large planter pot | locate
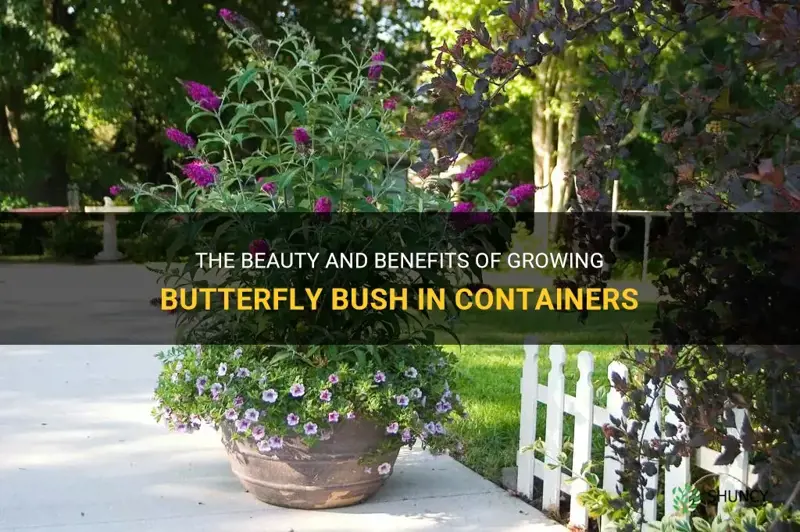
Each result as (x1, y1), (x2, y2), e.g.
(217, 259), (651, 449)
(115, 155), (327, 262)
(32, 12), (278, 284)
(220, 419), (401, 509)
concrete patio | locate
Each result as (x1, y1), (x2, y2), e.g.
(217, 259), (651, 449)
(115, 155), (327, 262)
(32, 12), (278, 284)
(0, 345), (566, 532)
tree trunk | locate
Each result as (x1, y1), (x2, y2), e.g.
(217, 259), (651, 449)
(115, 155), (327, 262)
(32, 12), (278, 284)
(548, 59), (578, 241)
(532, 57), (556, 245)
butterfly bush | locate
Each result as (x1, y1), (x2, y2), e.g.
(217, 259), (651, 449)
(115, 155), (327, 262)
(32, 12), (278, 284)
(153, 344), (467, 464)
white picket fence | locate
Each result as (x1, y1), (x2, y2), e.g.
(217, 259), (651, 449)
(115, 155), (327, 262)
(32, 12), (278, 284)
(516, 342), (758, 530)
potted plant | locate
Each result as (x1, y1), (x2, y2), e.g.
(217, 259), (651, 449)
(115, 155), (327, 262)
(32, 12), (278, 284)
(128, 11), (520, 509)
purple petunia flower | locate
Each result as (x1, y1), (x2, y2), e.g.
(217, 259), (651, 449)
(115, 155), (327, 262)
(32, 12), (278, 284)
(286, 413), (300, 426)
(409, 387), (422, 399)
(505, 183), (538, 207)
(165, 127), (196, 149)
(232, 347), (243, 359)
(377, 462), (392, 475)
(364, 467), (372, 474)
(367, 50), (385, 81)
(251, 425), (266, 441)
(290, 383), (305, 397)
(262, 389), (278, 403)
(314, 196), (332, 213)
(319, 390), (332, 402)
(176, 422), (189, 433)
(328, 411), (340, 423)
(304, 422), (318, 435)
(396, 395), (409, 407)
(383, 97), (397, 111)
(109, 185), (123, 196)
(404, 367), (418, 378)
(184, 371), (192, 382)
(257, 440), (271, 453)
(293, 127), (311, 145)
(233, 396), (245, 408)
(454, 157), (493, 183)
(346, 412), (356, 420)
(196, 376), (208, 393)
(244, 408), (260, 422)
(436, 400), (452, 414)
(401, 428), (412, 442)
(386, 422), (399, 434)
(183, 81), (222, 112)
(328, 373), (339, 384)
(235, 367), (250, 378)
(374, 371), (386, 384)
(210, 382), (223, 400)
(235, 418), (251, 433)
(181, 160), (218, 188)
(259, 179), (277, 195)
(268, 435), (283, 449)
(424, 421), (437, 434)
(217, 363), (228, 376)
(224, 408), (238, 421)
(452, 201), (474, 214)
(435, 422), (446, 434)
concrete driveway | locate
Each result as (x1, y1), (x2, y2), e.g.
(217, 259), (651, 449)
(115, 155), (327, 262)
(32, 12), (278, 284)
(0, 345), (565, 532)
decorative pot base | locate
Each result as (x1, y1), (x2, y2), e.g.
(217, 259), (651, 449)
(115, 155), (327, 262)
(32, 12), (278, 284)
(221, 420), (400, 510)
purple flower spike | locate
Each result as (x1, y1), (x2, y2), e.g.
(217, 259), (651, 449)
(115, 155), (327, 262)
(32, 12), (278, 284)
(286, 413), (300, 426)
(181, 160), (218, 188)
(368, 50), (385, 81)
(383, 97), (397, 111)
(506, 183), (538, 207)
(249, 239), (270, 256)
(259, 179), (277, 195)
(452, 202), (474, 214)
(293, 127), (311, 146)
(218, 8), (236, 22)
(303, 422), (318, 436)
(455, 157), (493, 183)
(165, 128), (196, 149)
(109, 185), (123, 196)
(290, 383), (305, 397)
(328, 411), (340, 423)
(183, 81), (221, 112)
(314, 196), (332, 213)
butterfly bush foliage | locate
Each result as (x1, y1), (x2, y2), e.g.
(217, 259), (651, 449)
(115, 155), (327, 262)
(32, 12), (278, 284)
(152, 344), (468, 467)
(411, 0), (800, 527)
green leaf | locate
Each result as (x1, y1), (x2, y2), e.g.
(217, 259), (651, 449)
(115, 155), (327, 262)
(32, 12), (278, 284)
(673, 517), (691, 532)
(237, 67), (259, 96)
(692, 517), (711, 532)
(290, 101), (307, 124)
(585, 472), (600, 486)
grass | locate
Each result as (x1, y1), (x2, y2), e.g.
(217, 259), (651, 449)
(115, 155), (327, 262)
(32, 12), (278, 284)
(439, 305), (658, 485)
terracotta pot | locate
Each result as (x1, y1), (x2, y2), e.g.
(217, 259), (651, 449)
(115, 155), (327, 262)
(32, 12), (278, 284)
(220, 419), (400, 509)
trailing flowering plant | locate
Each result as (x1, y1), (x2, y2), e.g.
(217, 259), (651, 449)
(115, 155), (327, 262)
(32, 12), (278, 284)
(153, 343), (467, 466)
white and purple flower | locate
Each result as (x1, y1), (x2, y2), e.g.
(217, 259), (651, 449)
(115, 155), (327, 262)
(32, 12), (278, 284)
(268, 435), (283, 449)
(210, 382), (223, 398)
(364, 467), (372, 474)
(290, 383), (305, 397)
(244, 408), (260, 422)
(304, 422), (318, 435)
(235, 419), (250, 433)
(396, 394), (409, 407)
(251, 425), (266, 441)
(435, 422), (446, 434)
(184, 371), (192, 382)
(262, 389), (278, 403)
(424, 421), (437, 434)
(232, 347), (243, 359)
(319, 390), (332, 402)
(224, 408), (238, 421)
(328, 373), (340, 384)
(286, 413), (300, 426)
(233, 396), (245, 408)
(386, 422), (399, 434)
(373, 371), (386, 384)
(404, 367), (418, 378)
(235, 367), (250, 378)
(377, 462), (392, 475)
(171, 373), (179, 383)
(257, 440), (271, 453)
(436, 401), (452, 414)
(409, 388), (423, 399)
(217, 363), (227, 376)
(346, 411), (356, 420)
(196, 376), (208, 395)
(401, 428), (413, 442)
(328, 411), (340, 423)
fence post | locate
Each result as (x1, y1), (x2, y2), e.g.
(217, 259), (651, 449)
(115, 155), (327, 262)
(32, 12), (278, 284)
(569, 351), (595, 530)
(664, 381), (691, 515)
(641, 378), (664, 527)
(517, 339), (541, 500)
(718, 409), (750, 517)
(542, 345), (567, 513)
(602, 361), (629, 532)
